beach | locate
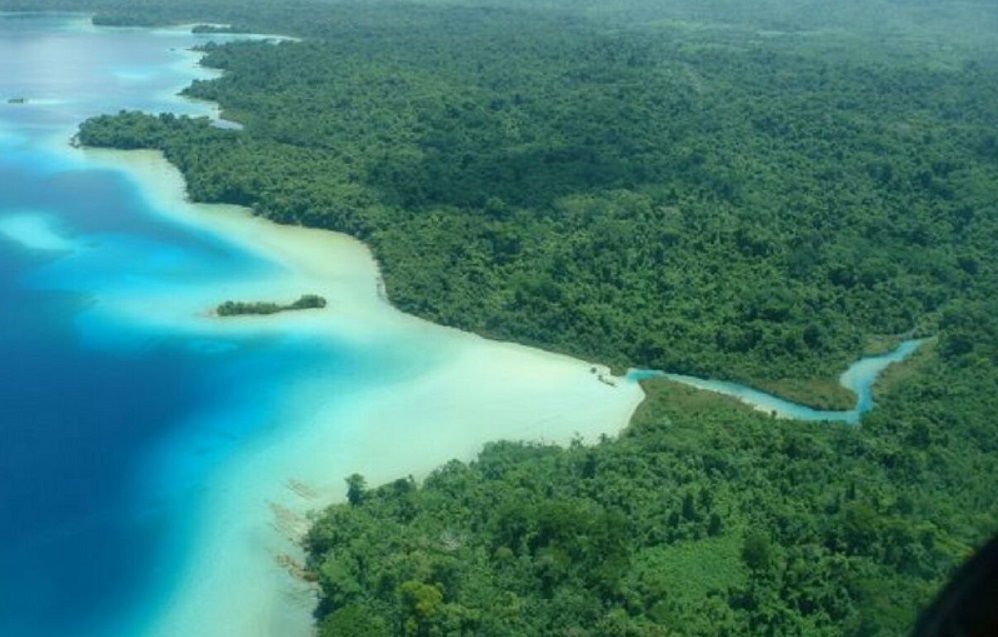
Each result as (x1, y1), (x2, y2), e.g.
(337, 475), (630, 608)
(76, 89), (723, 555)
(80, 148), (646, 637)
(0, 15), (645, 634)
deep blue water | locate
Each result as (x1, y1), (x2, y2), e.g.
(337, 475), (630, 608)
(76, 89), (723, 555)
(0, 14), (353, 637)
(0, 12), (928, 637)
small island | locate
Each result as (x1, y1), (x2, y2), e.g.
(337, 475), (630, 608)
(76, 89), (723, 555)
(215, 293), (326, 316)
(7, 97), (27, 104)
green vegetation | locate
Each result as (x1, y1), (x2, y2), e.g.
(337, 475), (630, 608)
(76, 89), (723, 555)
(216, 293), (326, 316)
(305, 315), (998, 636)
(752, 378), (855, 412)
(5, 0), (996, 634)
(190, 24), (243, 35)
(65, 0), (998, 407)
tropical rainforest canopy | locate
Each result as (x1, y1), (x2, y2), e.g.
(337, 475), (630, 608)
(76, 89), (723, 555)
(4, 0), (996, 634)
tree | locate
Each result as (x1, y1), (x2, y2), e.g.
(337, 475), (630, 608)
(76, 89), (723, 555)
(398, 580), (444, 637)
(742, 531), (773, 572)
(346, 473), (367, 506)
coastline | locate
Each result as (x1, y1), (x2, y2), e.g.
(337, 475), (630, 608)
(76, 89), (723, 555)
(6, 12), (990, 637)
(79, 146), (647, 637)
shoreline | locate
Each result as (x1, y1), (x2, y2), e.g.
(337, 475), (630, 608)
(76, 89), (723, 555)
(79, 146), (647, 637)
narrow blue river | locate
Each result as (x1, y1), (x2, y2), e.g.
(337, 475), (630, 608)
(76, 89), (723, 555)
(628, 339), (926, 423)
(0, 12), (926, 637)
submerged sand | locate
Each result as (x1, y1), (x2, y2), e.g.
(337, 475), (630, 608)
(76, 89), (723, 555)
(80, 149), (646, 637)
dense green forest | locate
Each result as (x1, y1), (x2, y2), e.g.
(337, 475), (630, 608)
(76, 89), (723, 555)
(63, 0), (998, 404)
(4, 0), (996, 634)
(305, 324), (998, 637)
(215, 293), (327, 316)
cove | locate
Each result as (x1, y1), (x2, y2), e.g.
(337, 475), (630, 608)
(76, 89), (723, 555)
(628, 339), (927, 423)
(0, 14), (644, 637)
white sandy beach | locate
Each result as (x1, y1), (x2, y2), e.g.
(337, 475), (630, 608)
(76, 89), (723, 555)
(78, 148), (646, 637)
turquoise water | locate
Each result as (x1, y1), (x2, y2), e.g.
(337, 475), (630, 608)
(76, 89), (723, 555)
(0, 12), (925, 637)
(0, 14), (366, 637)
(3, 16), (623, 636)
(628, 339), (926, 423)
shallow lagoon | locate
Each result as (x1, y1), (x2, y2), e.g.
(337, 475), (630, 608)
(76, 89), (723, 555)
(0, 14), (644, 637)
(0, 13), (927, 637)
(0, 16), (296, 636)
